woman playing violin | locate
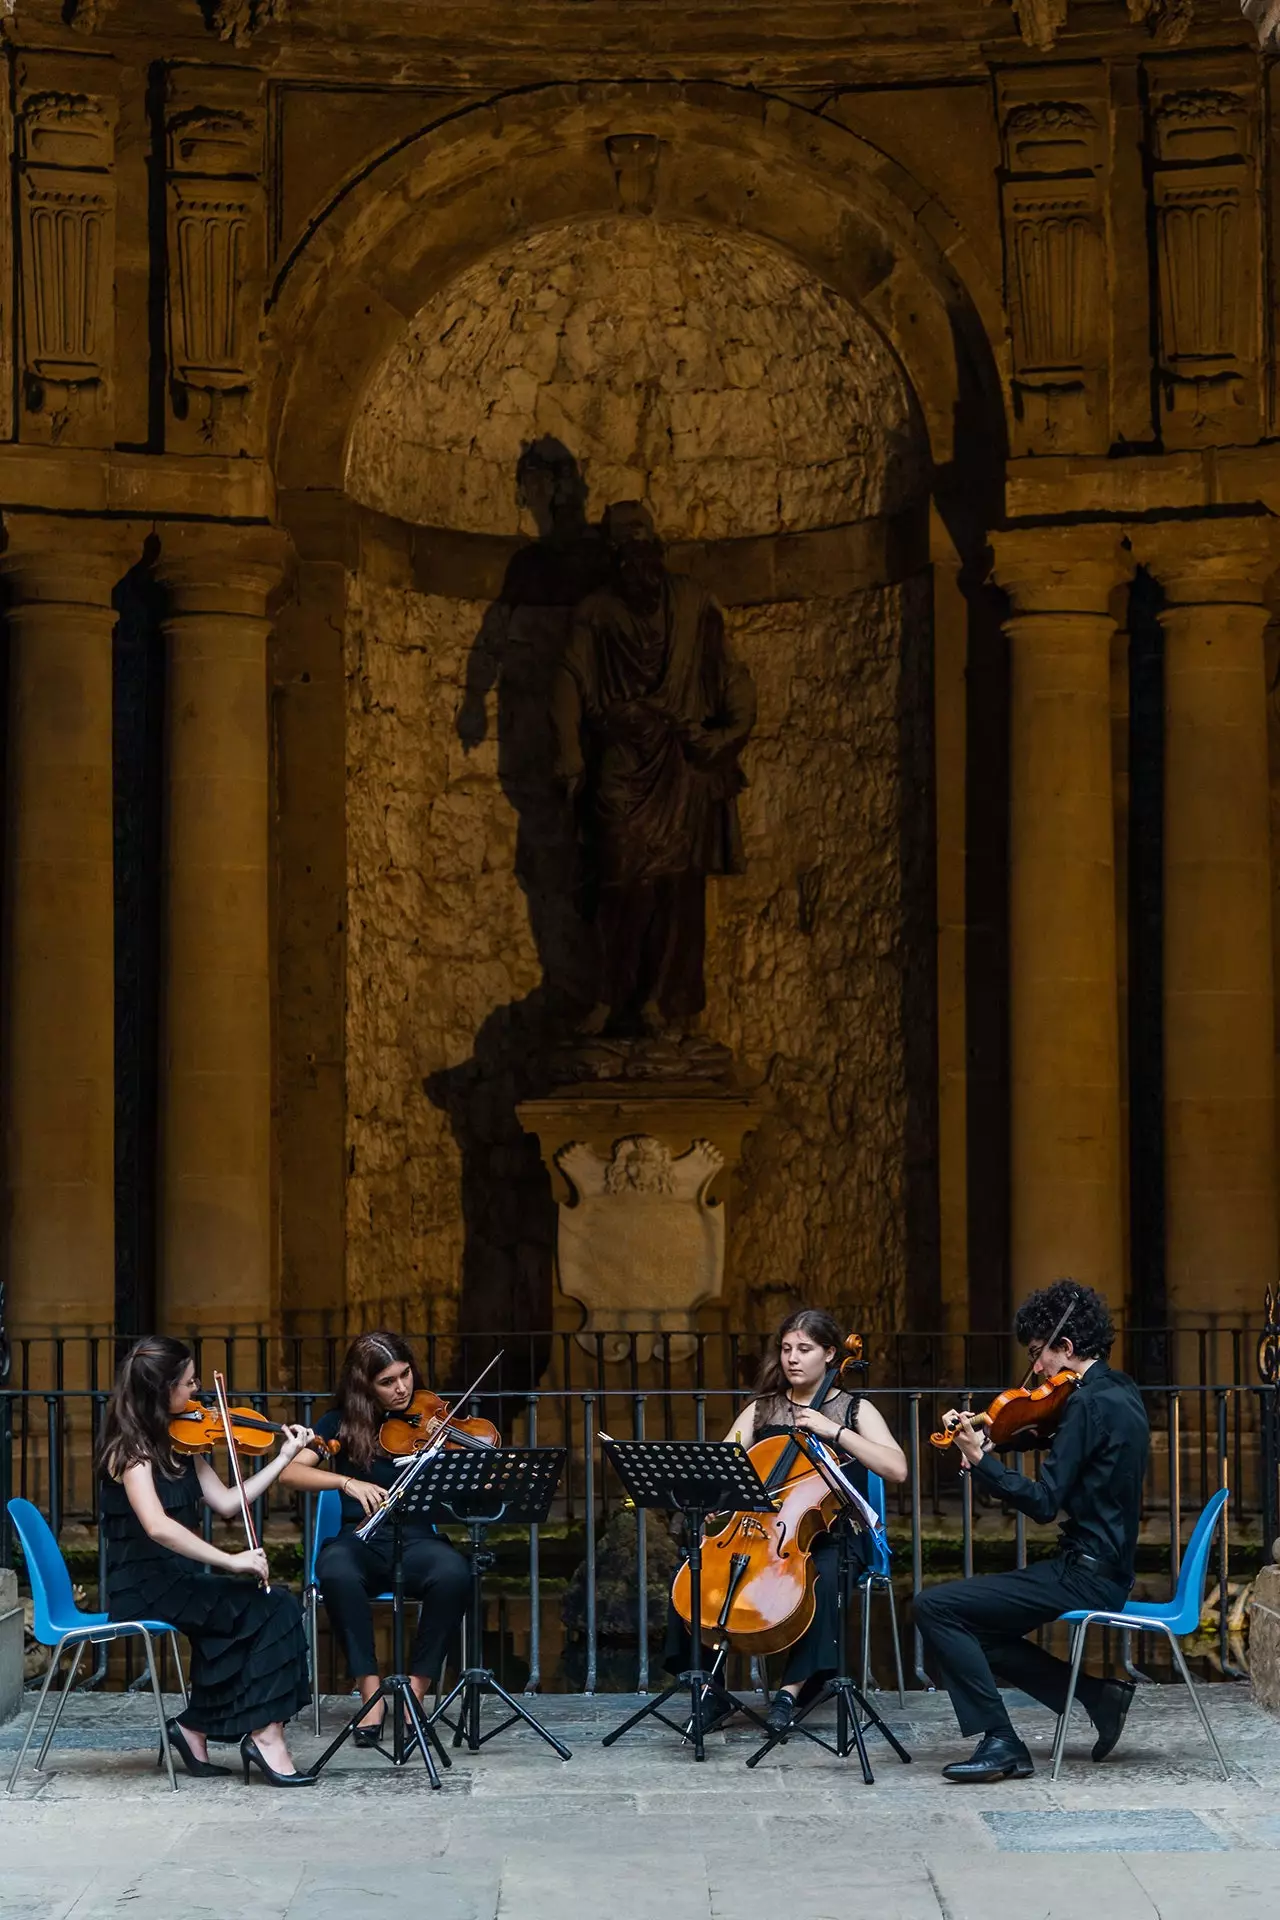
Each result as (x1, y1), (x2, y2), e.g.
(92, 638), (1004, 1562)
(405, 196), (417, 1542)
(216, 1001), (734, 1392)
(98, 1336), (315, 1783)
(279, 1332), (469, 1744)
(666, 1307), (908, 1735)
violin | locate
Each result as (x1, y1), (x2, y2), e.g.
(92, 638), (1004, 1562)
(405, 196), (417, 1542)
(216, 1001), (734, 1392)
(379, 1389), (501, 1458)
(170, 1399), (338, 1457)
(671, 1332), (866, 1657)
(929, 1368), (1080, 1453)
(929, 1289), (1081, 1453)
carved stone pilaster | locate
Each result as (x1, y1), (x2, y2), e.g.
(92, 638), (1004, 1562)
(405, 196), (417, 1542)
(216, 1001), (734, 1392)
(1147, 58), (1262, 446)
(14, 61), (119, 449)
(164, 70), (267, 457)
(997, 69), (1110, 456)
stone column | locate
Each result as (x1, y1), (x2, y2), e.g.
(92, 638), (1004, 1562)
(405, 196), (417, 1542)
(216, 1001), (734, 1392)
(153, 526), (290, 1329)
(991, 526), (1129, 1309)
(1135, 519), (1280, 1324)
(0, 517), (122, 1333)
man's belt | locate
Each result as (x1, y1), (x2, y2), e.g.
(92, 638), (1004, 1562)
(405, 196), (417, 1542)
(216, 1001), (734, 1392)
(1063, 1544), (1132, 1588)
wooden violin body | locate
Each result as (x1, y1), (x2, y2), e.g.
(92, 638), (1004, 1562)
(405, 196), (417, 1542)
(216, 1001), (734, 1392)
(169, 1400), (337, 1457)
(929, 1368), (1080, 1453)
(671, 1432), (843, 1655)
(379, 1389), (500, 1457)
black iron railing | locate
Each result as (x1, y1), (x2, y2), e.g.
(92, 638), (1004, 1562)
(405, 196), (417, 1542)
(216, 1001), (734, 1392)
(2, 1373), (1274, 1696)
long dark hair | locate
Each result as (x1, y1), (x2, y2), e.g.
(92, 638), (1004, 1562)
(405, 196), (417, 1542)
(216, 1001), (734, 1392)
(334, 1331), (424, 1468)
(754, 1308), (844, 1403)
(97, 1335), (192, 1481)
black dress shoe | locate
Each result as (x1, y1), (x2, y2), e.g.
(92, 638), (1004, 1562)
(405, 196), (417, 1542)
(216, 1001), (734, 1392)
(764, 1692), (797, 1737)
(942, 1731), (1034, 1782)
(1090, 1680), (1135, 1762)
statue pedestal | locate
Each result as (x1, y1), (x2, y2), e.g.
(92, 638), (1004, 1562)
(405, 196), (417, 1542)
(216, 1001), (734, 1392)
(518, 1043), (764, 1363)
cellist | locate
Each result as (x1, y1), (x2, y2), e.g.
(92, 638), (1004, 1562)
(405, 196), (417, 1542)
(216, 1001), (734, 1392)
(664, 1307), (908, 1735)
(914, 1279), (1150, 1782)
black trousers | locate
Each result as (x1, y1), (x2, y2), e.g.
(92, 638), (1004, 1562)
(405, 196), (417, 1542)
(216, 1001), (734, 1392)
(317, 1525), (470, 1682)
(913, 1555), (1130, 1738)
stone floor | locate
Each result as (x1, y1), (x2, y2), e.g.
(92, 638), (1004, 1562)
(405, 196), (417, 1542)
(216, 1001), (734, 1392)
(1, 1685), (1279, 1917)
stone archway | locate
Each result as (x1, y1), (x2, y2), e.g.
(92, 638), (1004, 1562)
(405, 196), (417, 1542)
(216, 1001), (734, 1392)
(269, 84), (1005, 1340)
(330, 212), (934, 1342)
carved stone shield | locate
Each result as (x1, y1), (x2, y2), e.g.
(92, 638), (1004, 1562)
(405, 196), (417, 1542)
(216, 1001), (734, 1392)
(554, 1135), (725, 1361)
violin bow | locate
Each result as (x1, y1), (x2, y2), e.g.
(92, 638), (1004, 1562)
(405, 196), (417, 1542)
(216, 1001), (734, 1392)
(212, 1369), (269, 1592)
(1020, 1291), (1079, 1389)
(357, 1351), (504, 1542)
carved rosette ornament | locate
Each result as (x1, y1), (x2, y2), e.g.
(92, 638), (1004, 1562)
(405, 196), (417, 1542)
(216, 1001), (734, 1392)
(1147, 62), (1261, 445)
(553, 1136), (726, 1362)
(165, 76), (267, 455)
(997, 72), (1109, 455)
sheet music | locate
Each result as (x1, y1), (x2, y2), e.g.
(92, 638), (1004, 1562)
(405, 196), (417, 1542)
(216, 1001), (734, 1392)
(797, 1435), (881, 1532)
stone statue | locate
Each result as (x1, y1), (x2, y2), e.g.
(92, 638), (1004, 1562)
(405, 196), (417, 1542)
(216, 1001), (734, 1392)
(551, 501), (755, 1039)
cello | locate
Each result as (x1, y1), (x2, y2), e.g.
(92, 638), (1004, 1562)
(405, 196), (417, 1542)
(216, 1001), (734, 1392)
(670, 1332), (866, 1657)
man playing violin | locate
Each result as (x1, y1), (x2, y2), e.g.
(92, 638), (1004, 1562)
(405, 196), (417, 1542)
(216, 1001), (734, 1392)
(280, 1332), (470, 1743)
(914, 1280), (1150, 1782)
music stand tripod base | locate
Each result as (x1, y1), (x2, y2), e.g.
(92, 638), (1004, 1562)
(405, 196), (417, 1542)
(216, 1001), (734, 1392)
(307, 1501), (451, 1788)
(744, 1508), (912, 1782)
(597, 1438), (776, 1761)
(419, 1447), (572, 1762)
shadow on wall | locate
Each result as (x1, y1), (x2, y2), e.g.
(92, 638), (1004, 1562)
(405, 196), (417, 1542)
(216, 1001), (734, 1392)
(424, 439), (610, 1382)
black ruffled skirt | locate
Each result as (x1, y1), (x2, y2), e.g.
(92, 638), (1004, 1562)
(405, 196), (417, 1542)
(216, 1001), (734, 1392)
(107, 1561), (310, 1742)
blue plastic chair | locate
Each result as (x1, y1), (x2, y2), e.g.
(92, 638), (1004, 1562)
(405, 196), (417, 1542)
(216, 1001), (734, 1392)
(6, 1497), (187, 1792)
(1050, 1487), (1231, 1781)
(305, 1487), (416, 1735)
(857, 1471), (905, 1706)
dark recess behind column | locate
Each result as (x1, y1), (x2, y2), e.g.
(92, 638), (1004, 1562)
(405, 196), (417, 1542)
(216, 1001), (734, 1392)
(113, 562), (165, 1342)
(1126, 568), (1166, 1378)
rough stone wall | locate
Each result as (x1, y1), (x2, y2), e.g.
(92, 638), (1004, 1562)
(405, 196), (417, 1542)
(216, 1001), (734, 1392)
(343, 215), (929, 1335)
(347, 219), (920, 541)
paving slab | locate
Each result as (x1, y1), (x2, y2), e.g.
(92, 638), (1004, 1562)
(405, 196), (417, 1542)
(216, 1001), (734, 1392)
(0, 1687), (1277, 1918)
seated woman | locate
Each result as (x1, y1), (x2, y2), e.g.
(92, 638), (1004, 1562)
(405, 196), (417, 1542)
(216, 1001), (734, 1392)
(280, 1332), (470, 1743)
(98, 1335), (315, 1783)
(665, 1306), (909, 1734)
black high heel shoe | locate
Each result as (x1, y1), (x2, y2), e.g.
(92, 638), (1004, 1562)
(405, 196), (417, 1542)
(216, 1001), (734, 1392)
(158, 1719), (231, 1778)
(352, 1711), (385, 1751)
(239, 1733), (315, 1787)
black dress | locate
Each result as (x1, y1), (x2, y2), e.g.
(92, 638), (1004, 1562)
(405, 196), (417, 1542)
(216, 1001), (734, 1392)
(311, 1409), (470, 1682)
(101, 1461), (310, 1742)
(663, 1387), (872, 1689)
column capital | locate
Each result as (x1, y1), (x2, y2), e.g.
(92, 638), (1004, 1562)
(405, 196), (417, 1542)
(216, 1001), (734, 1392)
(989, 525), (1132, 617)
(1130, 514), (1280, 607)
(0, 512), (134, 607)
(152, 522), (293, 619)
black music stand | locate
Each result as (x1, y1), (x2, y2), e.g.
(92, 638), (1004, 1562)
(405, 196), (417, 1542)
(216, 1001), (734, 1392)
(599, 1437), (776, 1761)
(307, 1444), (454, 1788)
(424, 1447), (572, 1761)
(744, 1436), (912, 1781)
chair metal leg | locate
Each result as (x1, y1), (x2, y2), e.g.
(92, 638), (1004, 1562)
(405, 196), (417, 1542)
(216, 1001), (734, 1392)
(1164, 1626), (1229, 1782)
(169, 1632), (188, 1708)
(886, 1579), (906, 1707)
(35, 1638), (87, 1769)
(6, 1635), (69, 1792)
(307, 1591), (321, 1736)
(859, 1580), (873, 1693)
(139, 1627), (178, 1792)
(1050, 1620), (1091, 1782)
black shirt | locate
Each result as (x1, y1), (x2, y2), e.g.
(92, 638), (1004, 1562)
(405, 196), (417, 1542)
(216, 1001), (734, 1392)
(312, 1408), (430, 1532)
(970, 1361), (1150, 1580)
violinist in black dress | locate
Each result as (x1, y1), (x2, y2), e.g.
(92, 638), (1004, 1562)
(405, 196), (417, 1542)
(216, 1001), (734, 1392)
(914, 1280), (1151, 1782)
(664, 1307), (908, 1735)
(280, 1332), (470, 1743)
(98, 1336), (315, 1783)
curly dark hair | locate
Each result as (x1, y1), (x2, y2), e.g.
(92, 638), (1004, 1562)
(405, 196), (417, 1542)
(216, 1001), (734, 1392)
(1014, 1279), (1114, 1361)
(333, 1331), (424, 1469)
